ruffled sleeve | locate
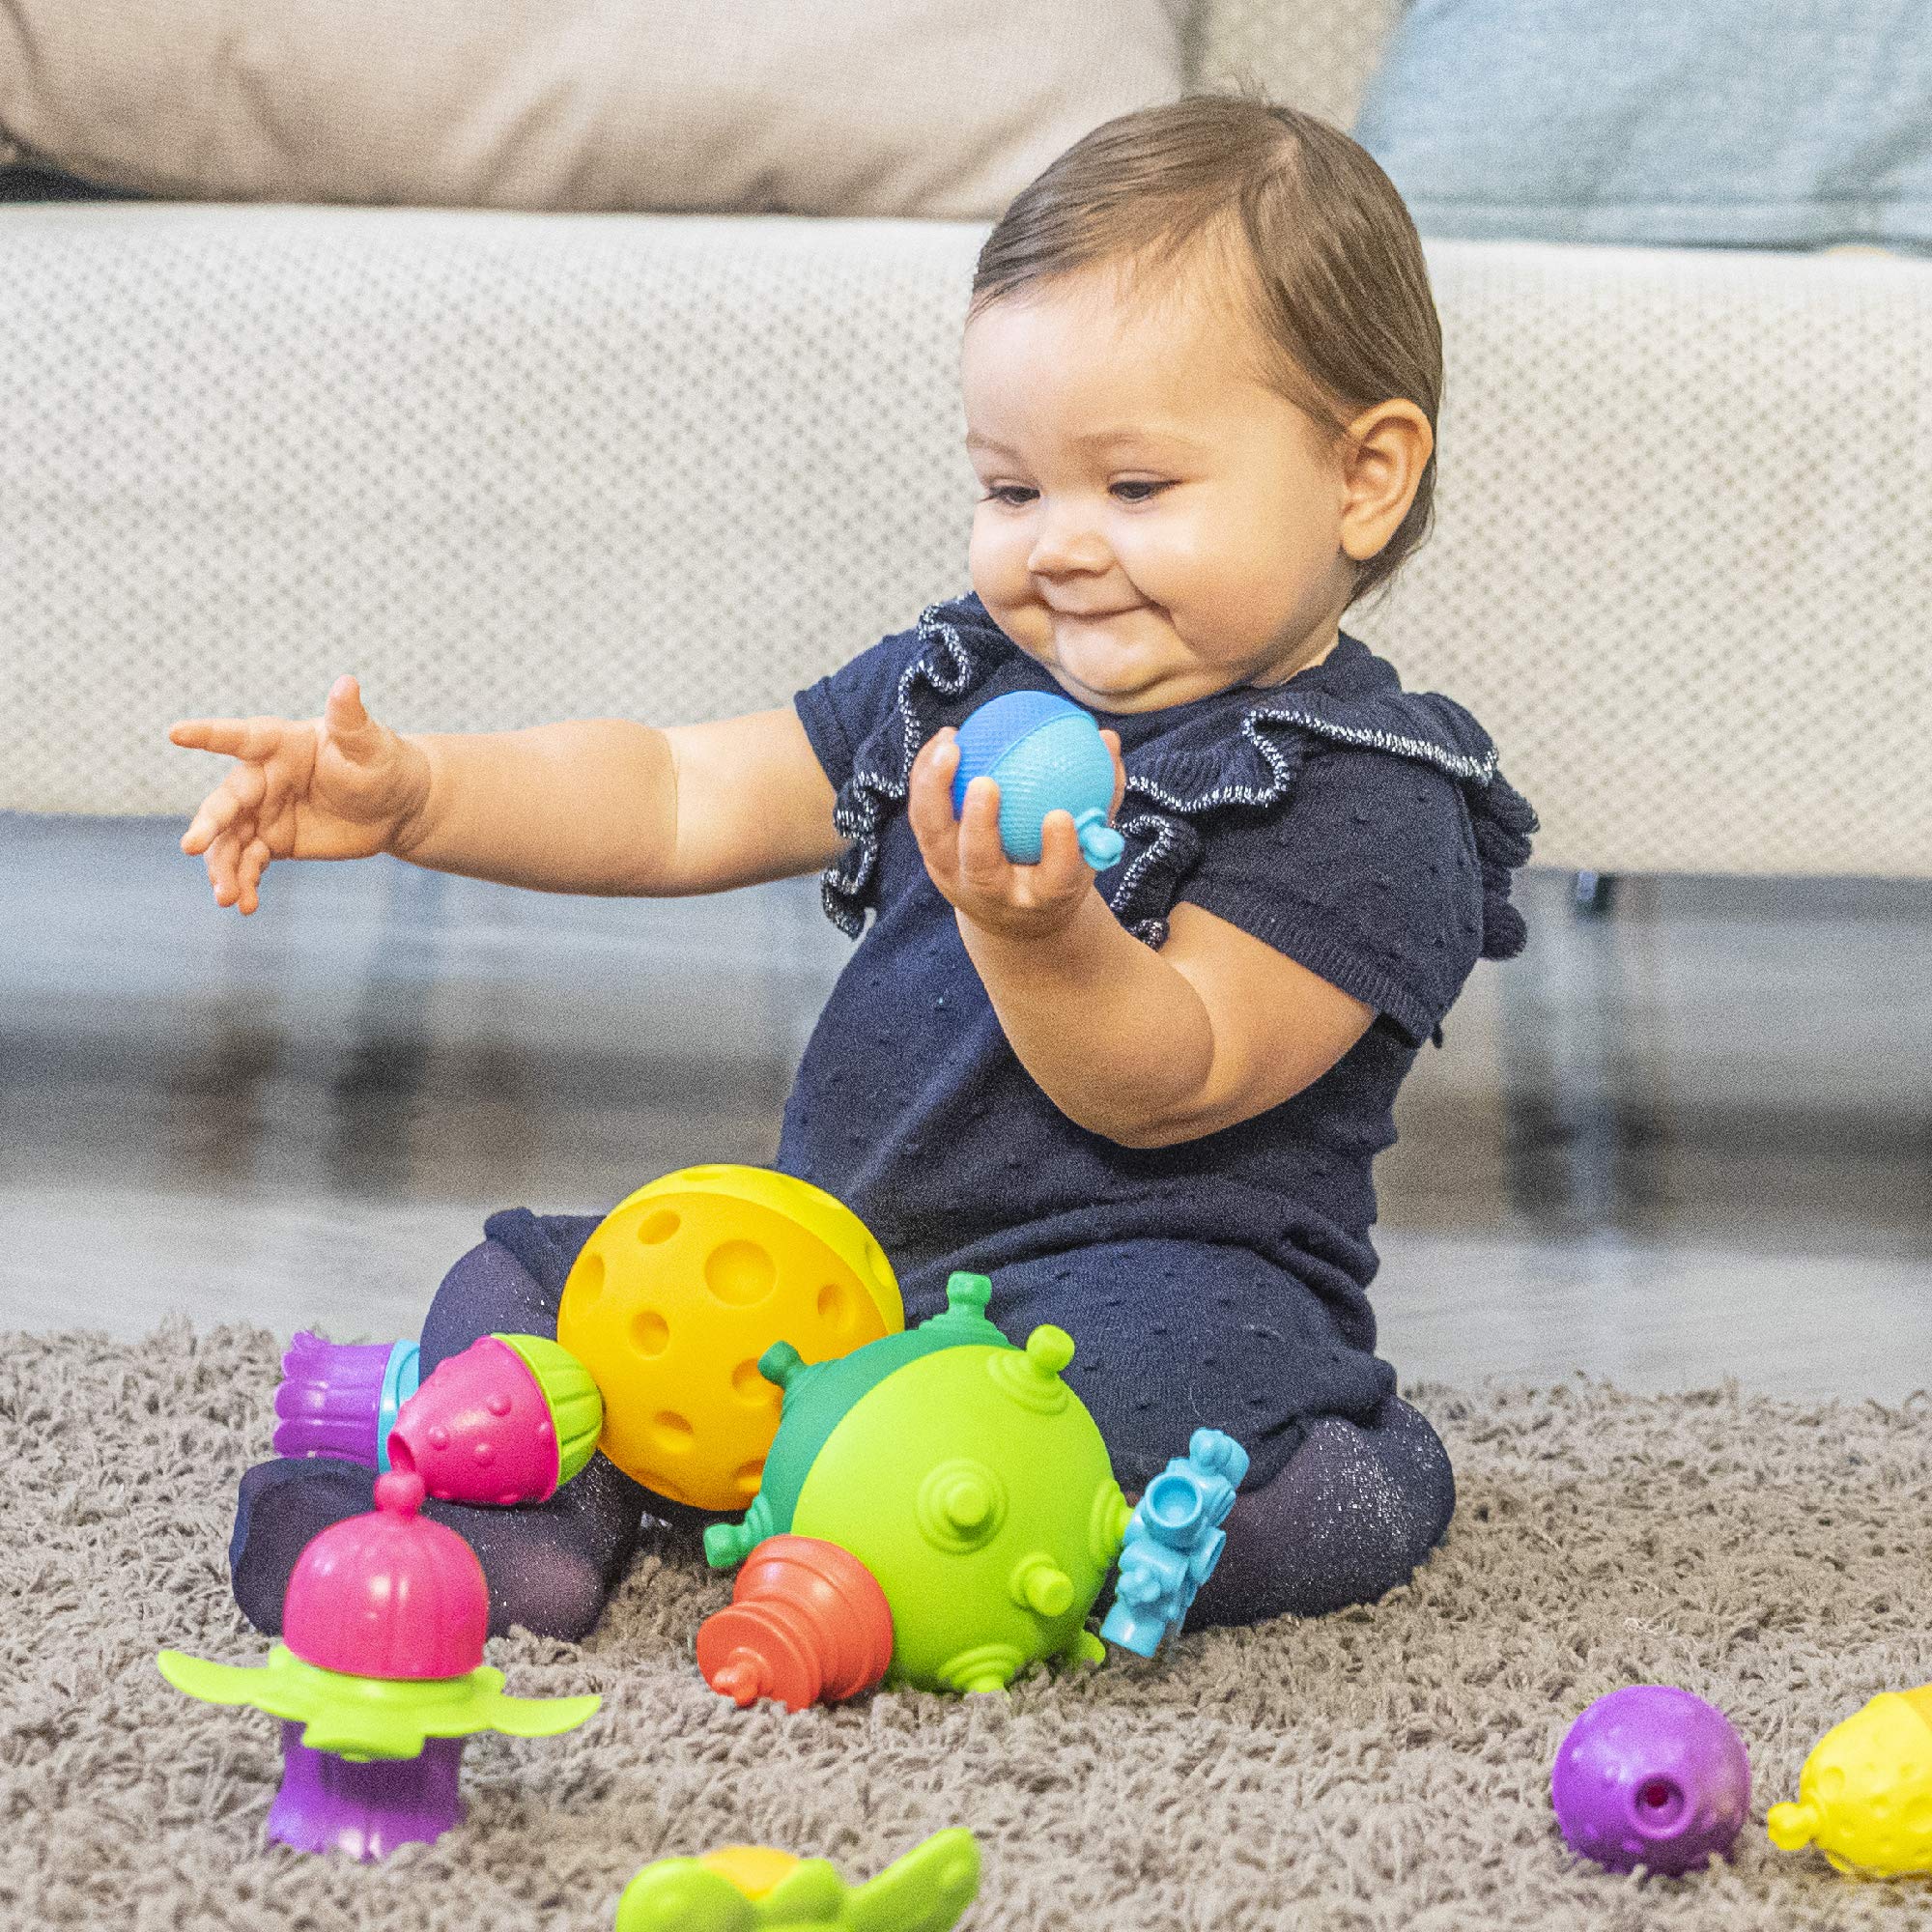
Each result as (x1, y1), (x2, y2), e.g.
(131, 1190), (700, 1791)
(793, 619), (932, 798)
(1102, 683), (1538, 1049)
(793, 594), (1013, 935)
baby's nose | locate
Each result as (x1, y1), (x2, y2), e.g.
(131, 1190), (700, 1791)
(1026, 517), (1111, 575)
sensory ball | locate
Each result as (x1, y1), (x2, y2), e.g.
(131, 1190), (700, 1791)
(555, 1165), (902, 1509)
(1551, 1685), (1750, 1876)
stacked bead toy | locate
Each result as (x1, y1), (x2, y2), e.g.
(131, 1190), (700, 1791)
(157, 1467), (599, 1859)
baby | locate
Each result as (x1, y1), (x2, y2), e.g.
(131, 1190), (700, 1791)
(171, 96), (1536, 1643)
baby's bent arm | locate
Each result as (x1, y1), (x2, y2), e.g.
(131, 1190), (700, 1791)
(960, 896), (1377, 1147)
(391, 706), (845, 895)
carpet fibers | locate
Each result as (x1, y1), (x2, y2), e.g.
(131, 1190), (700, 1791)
(4, 1322), (1929, 1930)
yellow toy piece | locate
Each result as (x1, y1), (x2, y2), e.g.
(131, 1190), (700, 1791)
(556, 1165), (903, 1510)
(1768, 1685), (1932, 1877)
(699, 1846), (804, 1897)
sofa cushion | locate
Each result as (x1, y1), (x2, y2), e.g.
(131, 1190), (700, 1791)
(0, 0), (1188, 219)
(1353, 0), (1932, 251)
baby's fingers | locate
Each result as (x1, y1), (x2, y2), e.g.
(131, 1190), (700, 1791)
(168, 714), (295, 762)
(234, 835), (272, 916)
(203, 827), (271, 914)
(180, 761), (267, 856)
(203, 824), (246, 908)
(955, 776), (1012, 893)
(1034, 808), (1093, 895)
(906, 731), (964, 869)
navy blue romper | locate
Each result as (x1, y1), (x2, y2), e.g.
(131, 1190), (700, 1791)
(778, 592), (1537, 1622)
(228, 592), (1536, 1642)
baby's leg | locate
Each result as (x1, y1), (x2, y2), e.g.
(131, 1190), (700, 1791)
(1179, 1394), (1456, 1628)
(231, 1208), (650, 1641)
(976, 1237), (1453, 1629)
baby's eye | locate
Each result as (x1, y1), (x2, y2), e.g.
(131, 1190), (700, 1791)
(978, 481), (1171, 508)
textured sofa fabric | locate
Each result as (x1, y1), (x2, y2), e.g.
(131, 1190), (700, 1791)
(3, 0), (1928, 877)
(4, 204), (1928, 877)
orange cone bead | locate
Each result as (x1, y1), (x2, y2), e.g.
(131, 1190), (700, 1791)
(696, 1535), (894, 1712)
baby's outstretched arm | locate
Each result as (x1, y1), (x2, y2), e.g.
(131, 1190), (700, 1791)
(392, 704), (845, 895)
(908, 729), (1375, 1148)
(169, 676), (844, 910)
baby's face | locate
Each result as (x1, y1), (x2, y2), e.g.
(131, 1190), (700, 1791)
(961, 259), (1357, 713)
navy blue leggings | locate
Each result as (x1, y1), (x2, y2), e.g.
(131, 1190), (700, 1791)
(230, 1211), (1455, 1640)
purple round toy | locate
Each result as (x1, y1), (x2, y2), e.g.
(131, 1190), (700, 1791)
(1551, 1686), (1751, 1875)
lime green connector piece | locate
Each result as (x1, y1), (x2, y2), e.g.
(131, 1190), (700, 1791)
(156, 1644), (600, 1761)
(613, 1827), (980, 1931)
(494, 1331), (605, 1486)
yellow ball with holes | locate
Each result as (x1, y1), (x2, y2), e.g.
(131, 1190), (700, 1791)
(555, 1165), (902, 1510)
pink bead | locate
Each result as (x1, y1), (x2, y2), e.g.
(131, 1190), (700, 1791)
(282, 1474), (488, 1680)
(384, 1336), (562, 1508)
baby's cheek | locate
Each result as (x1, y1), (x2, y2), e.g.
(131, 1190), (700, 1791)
(968, 527), (1038, 636)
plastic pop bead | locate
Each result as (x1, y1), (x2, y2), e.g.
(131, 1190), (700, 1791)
(1551, 1686), (1751, 1875)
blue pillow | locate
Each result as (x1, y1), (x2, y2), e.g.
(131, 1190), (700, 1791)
(1352, 0), (1932, 251)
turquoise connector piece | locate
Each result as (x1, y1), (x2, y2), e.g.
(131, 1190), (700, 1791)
(374, 1340), (421, 1476)
(1099, 1428), (1249, 1657)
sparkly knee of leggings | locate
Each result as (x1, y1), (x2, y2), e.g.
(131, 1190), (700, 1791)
(229, 1210), (646, 1642)
(1180, 1394), (1457, 1630)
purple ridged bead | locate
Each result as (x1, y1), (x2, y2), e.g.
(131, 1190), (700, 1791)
(268, 1725), (467, 1860)
(272, 1332), (417, 1465)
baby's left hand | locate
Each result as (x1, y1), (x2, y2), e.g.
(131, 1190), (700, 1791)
(907, 725), (1125, 942)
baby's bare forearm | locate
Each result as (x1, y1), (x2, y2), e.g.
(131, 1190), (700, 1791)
(959, 893), (1216, 1145)
(389, 719), (677, 895)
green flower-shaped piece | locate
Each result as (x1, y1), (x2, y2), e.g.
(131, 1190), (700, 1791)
(615, 1829), (980, 1931)
(156, 1643), (599, 1761)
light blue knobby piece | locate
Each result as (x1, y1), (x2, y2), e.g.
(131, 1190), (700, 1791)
(374, 1339), (421, 1475)
(950, 691), (1124, 869)
(1099, 1428), (1250, 1657)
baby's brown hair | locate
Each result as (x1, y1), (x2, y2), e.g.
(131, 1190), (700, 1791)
(971, 91), (1441, 611)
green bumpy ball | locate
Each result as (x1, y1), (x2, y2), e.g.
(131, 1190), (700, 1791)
(710, 1272), (1134, 1696)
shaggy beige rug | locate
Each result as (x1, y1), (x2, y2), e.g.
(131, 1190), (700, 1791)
(3, 1321), (1929, 1929)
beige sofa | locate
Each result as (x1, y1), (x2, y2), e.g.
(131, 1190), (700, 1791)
(2, 0), (1927, 877)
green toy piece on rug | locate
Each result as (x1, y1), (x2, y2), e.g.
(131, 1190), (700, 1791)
(156, 1643), (598, 1761)
(698, 1268), (1249, 1705)
(614, 1829), (980, 1931)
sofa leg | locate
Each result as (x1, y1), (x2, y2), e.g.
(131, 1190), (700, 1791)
(1571, 869), (1619, 917)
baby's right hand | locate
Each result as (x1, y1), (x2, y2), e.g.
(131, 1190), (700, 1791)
(168, 675), (432, 915)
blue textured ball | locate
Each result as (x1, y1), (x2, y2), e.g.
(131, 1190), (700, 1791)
(950, 691), (1124, 869)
